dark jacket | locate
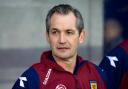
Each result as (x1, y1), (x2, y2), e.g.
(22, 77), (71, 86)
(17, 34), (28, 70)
(100, 40), (128, 89)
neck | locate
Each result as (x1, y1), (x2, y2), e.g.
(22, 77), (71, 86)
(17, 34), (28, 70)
(54, 55), (77, 73)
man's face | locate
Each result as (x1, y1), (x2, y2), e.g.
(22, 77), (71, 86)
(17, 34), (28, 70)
(46, 12), (85, 60)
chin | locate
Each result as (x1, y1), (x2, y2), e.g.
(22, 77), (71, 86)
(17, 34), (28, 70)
(54, 52), (71, 59)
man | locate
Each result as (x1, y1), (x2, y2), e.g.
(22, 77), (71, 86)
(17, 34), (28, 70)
(100, 39), (128, 89)
(12, 4), (107, 89)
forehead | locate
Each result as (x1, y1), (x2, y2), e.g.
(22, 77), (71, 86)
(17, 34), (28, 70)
(51, 12), (76, 20)
(50, 12), (77, 30)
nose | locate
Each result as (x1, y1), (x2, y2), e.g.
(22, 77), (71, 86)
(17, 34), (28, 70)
(58, 33), (66, 44)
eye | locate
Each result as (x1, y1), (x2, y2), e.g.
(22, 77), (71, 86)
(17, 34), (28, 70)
(52, 30), (57, 34)
(67, 30), (74, 35)
(50, 29), (59, 35)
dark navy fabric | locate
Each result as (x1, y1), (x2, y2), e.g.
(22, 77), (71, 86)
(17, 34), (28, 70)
(95, 65), (110, 89)
(99, 47), (128, 89)
(12, 67), (39, 89)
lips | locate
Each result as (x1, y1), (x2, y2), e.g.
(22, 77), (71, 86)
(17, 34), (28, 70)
(57, 47), (70, 50)
(57, 47), (69, 49)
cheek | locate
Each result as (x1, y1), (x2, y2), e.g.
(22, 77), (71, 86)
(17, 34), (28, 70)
(70, 37), (79, 46)
(49, 37), (58, 46)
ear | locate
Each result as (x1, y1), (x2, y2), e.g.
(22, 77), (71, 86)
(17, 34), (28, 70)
(46, 32), (50, 43)
(79, 30), (85, 43)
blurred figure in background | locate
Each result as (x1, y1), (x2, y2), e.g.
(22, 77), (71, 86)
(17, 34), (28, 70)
(104, 18), (123, 54)
(100, 1), (128, 89)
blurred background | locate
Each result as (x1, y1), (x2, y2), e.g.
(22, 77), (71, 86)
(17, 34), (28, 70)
(0, 0), (128, 88)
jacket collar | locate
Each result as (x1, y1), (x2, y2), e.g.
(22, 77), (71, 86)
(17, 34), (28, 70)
(40, 50), (86, 74)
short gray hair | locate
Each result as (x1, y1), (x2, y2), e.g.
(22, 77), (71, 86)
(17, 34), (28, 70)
(46, 4), (84, 34)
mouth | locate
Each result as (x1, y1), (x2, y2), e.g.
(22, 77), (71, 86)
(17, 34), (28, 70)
(57, 47), (70, 51)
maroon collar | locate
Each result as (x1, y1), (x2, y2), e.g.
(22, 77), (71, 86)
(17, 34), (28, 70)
(40, 50), (86, 74)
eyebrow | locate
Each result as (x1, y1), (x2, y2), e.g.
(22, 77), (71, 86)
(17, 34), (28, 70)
(66, 29), (75, 31)
(50, 28), (59, 31)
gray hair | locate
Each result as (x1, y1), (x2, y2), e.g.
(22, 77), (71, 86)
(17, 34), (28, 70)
(46, 4), (84, 34)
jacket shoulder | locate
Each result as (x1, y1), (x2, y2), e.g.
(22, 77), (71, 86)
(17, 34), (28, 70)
(12, 66), (39, 89)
